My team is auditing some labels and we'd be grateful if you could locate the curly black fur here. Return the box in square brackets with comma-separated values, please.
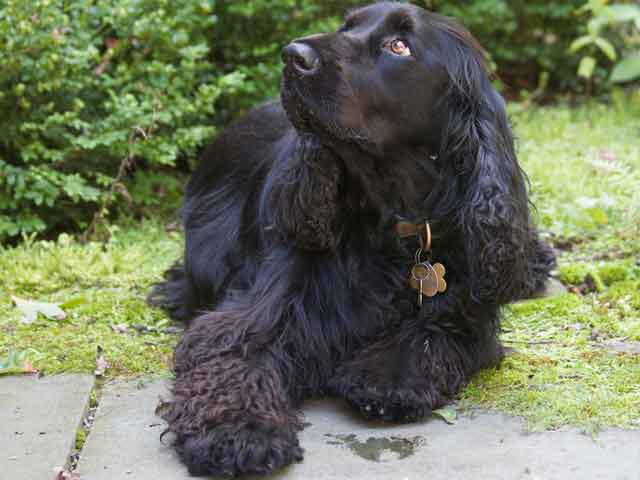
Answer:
[149, 2, 556, 477]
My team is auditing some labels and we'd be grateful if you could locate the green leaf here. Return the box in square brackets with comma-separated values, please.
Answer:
[11, 296, 67, 324]
[611, 54, 640, 83]
[590, 5, 640, 32]
[605, 5, 640, 23]
[433, 406, 458, 425]
[0, 349, 40, 375]
[587, 18, 605, 36]
[59, 296, 88, 310]
[585, 207, 609, 226]
[569, 36, 593, 53]
[593, 37, 617, 61]
[578, 56, 597, 79]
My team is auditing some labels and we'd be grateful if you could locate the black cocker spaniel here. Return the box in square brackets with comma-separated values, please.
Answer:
[150, 2, 556, 477]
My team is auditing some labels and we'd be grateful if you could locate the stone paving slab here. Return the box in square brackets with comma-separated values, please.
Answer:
[78, 380, 640, 480]
[78, 379, 190, 479]
[537, 278, 568, 298]
[0, 374, 95, 480]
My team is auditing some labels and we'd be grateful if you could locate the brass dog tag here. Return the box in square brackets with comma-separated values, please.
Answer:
[409, 262, 446, 306]
[399, 222, 446, 307]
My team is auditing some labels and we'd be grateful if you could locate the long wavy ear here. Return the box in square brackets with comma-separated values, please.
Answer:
[433, 18, 536, 304]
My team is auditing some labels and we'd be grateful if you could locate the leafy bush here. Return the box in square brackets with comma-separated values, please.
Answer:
[208, 0, 360, 123]
[0, 0, 233, 240]
[570, 1, 640, 86]
[430, 0, 587, 95]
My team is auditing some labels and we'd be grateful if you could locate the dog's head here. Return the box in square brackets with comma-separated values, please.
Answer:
[281, 1, 489, 158]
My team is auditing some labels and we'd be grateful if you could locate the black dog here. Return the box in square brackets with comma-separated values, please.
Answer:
[150, 2, 556, 477]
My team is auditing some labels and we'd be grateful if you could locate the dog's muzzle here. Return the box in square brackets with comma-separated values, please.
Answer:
[282, 42, 320, 76]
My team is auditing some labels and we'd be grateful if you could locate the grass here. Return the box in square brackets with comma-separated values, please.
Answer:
[1, 99, 639, 432]
[0, 220, 182, 376]
[461, 98, 640, 431]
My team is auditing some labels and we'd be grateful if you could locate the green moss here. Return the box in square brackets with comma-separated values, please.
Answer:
[462, 350, 640, 432]
[557, 263, 607, 291]
[558, 263, 593, 286]
[603, 280, 640, 308]
[0, 219, 182, 376]
[75, 428, 87, 450]
[558, 259, 638, 289]
[463, 266, 640, 430]
[596, 260, 637, 286]
[466, 99, 640, 431]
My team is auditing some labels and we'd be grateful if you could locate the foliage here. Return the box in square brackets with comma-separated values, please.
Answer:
[0, 348, 40, 375]
[208, 0, 359, 122]
[570, 0, 640, 86]
[0, 0, 228, 240]
[428, 0, 586, 95]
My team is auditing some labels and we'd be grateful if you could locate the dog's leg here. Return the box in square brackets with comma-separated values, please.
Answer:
[160, 312, 303, 477]
[329, 317, 502, 422]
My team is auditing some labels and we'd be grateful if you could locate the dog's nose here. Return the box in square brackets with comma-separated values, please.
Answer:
[282, 42, 320, 74]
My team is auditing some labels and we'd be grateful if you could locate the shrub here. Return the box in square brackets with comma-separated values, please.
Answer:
[208, 0, 360, 123]
[569, 1, 640, 88]
[0, 0, 234, 240]
[430, 0, 586, 95]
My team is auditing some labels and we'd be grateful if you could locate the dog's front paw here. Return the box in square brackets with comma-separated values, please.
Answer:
[329, 368, 432, 422]
[179, 422, 303, 477]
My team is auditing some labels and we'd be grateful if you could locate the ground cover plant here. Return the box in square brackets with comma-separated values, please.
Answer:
[1, 100, 639, 433]
[461, 99, 640, 431]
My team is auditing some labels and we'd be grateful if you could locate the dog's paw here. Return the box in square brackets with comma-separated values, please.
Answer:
[179, 422, 303, 477]
[329, 369, 432, 422]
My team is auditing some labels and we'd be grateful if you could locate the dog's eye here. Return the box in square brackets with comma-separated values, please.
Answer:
[385, 39, 411, 57]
